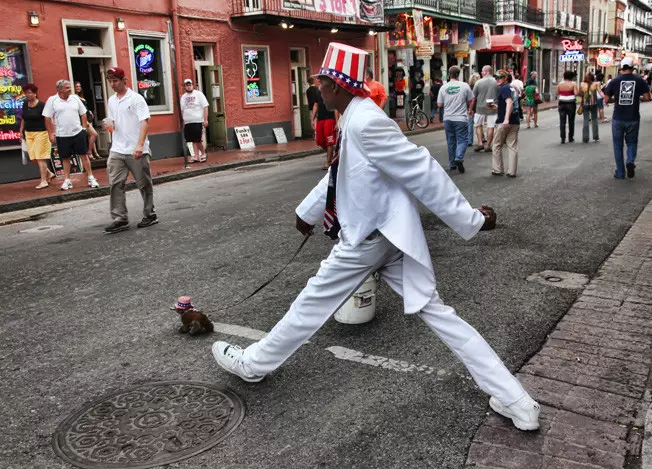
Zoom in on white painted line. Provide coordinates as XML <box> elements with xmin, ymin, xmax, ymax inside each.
<box><xmin>326</xmin><ymin>346</ymin><xmax>437</xmax><ymax>374</ymax></box>
<box><xmin>213</xmin><ymin>322</ymin><xmax>268</xmax><ymax>341</ymax></box>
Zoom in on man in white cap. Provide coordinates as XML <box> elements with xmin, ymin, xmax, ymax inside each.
<box><xmin>180</xmin><ymin>78</ymin><xmax>209</xmax><ymax>162</ymax></box>
<box><xmin>212</xmin><ymin>42</ymin><xmax>540</xmax><ymax>432</ymax></box>
<box><xmin>604</xmin><ymin>57</ymin><xmax>651</xmax><ymax>179</ymax></box>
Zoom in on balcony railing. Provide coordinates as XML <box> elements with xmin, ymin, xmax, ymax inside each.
<box><xmin>495</xmin><ymin>1</ymin><xmax>544</xmax><ymax>28</ymax></box>
<box><xmin>231</xmin><ymin>0</ymin><xmax>382</xmax><ymax>25</ymax></box>
<box><xmin>632</xmin><ymin>17</ymin><xmax>652</xmax><ymax>33</ymax></box>
<box><xmin>384</xmin><ymin>0</ymin><xmax>495</xmax><ymax>24</ymax></box>
<box><xmin>587</xmin><ymin>32</ymin><xmax>621</xmax><ymax>46</ymax></box>
<box><xmin>546</xmin><ymin>10</ymin><xmax>586</xmax><ymax>33</ymax></box>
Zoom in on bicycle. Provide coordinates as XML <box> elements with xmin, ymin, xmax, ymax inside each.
<box><xmin>406</xmin><ymin>94</ymin><xmax>429</xmax><ymax>131</ymax></box>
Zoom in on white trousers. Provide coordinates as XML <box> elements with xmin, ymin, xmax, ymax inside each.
<box><xmin>242</xmin><ymin>234</ymin><xmax>526</xmax><ymax>405</ymax></box>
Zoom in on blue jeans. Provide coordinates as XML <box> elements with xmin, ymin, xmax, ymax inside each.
<box><xmin>612</xmin><ymin>120</ymin><xmax>640</xmax><ymax>178</ymax></box>
<box><xmin>467</xmin><ymin>115</ymin><xmax>474</xmax><ymax>146</ymax></box>
<box><xmin>444</xmin><ymin>120</ymin><xmax>468</xmax><ymax>168</ymax></box>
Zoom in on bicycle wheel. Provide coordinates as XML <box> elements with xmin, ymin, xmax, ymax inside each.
<box><xmin>406</xmin><ymin>114</ymin><xmax>416</xmax><ymax>131</ymax></box>
<box><xmin>416</xmin><ymin>111</ymin><xmax>429</xmax><ymax>129</ymax></box>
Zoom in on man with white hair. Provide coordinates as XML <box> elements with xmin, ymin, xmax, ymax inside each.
<box><xmin>471</xmin><ymin>65</ymin><xmax>499</xmax><ymax>153</ymax></box>
<box><xmin>43</xmin><ymin>79</ymin><xmax>99</xmax><ymax>190</ymax></box>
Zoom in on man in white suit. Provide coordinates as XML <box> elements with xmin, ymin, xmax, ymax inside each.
<box><xmin>212</xmin><ymin>43</ymin><xmax>540</xmax><ymax>431</ymax></box>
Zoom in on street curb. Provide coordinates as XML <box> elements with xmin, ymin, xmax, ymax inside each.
<box><xmin>643</xmin><ymin>404</ymin><xmax>652</xmax><ymax>469</ymax></box>
<box><xmin>0</xmin><ymin>124</ymin><xmax>449</xmax><ymax>214</ymax></box>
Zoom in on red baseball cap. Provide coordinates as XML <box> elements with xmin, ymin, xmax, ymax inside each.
<box><xmin>107</xmin><ymin>67</ymin><xmax>126</xmax><ymax>79</ymax></box>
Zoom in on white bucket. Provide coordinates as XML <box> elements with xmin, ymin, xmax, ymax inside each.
<box><xmin>334</xmin><ymin>274</ymin><xmax>378</xmax><ymax>324</ymax></box>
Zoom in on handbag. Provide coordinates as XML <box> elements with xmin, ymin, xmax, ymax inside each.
<box><xmin>577</xmin><ymin>103</ymin><xmax>583</xmax><ymax>115</ymax></box>
<box><xmin>534</xmin><ymin>91</ymin><xmax>543</xmax><ymax>104</ymax></box>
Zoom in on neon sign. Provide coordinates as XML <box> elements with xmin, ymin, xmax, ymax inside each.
<box><xmin>561</xmin><ymin>39</ymin><xmax>584</xmax><ymax>51</ymax></box>
<box><xmin>0</xmin><ymin>43</ymin><xmax>29</xmax><ymax>148</ymax></box>
<box><xmin>597</xmin><ymin>49</ymin><xmax>614</xmax><ymax>66</ymax></box>
<box><xmin>134</xmin><ymin>44</ymin><xmax>155</xmax><ymax>74</ymax></box>
<box><xmin>560</xmin><ymin>39</ymin><xmax>585</xmax><ymax>62</ymax></box>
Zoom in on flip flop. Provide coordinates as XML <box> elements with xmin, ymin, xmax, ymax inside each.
<box><xmin>35</xmin><ymin>181</ymin><xmax>49</xmax><ymax>189</ymax></box>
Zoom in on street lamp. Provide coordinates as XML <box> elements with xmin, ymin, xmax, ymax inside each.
<box><xmin>331</xmin><ymin>27</ymin><xmax>339</xmax><ymax>33</ymax></box>
<box><xmin>116</xmin><ymin>18</ymin><xmax>126</xmax><ymax>31</ymax></box>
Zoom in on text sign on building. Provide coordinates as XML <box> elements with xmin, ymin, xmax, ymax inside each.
<box><xmin>0</xmin><ymin>42</ymin><xmax>30</xmax><ymax>150</ymax></box>
<box><xmin>559</xmin><ymin>39</ymin><xmax>584</xmax><ymax>63</ymax></box>
<box><xmin>597</xmin><ymin>49</ymin><xmax>614</xmax><ymax>67</ymax></box>
<box><xmin>282</xmin><ymin>0</ymin><xmax>384</xmax><ymax>23</ymax></box>
<box><xmin>415</xmin><ymin>42</ymin><xmax>435</xmax><ymax>58</ymax></box>
<box><xmin>234</xmin><ymin>126</ymin><xmax>255</xmax><ymax>150</ymax></box>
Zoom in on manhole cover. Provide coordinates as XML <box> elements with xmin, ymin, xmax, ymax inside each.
<box><xmin>20</xmin><ymin>224</ymin><xmax>63</xmax><ymax>233</ymax></box>
<box><xmin>234</xmin><ymin>163</ymin><xmax>279</xmax><ymax>171</ymax></box>
<box><xmin>526</xmin><ymin>270</ymin><xmax>589</xmax><ymax>289</ymax></box>
<box><xmin>52</xmin><ymin>381</ymin><xmax>245</xmax><ymax>469</ymax></box>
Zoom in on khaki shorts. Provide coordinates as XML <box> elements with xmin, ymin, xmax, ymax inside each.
<box><xmin>473</xmin><ymin>113</ymin><xmax>497</xmax><ymax>129</ymax></box>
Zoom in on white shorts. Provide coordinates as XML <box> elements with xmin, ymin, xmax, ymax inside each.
<box><xmin>474</xmin><ymin>113</ymin><xmax>497</xmax><ymax>129</ymax></box>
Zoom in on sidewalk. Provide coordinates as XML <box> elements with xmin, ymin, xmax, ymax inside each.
<box><xmin>0</xmin><ymin>100</ymin><xmax>559</xmax><ymax>214</ymax></box>
<box><xmin>465</xmin><ymin>201</ymin><xmax>652</xmax><ymax>468</ymax></box>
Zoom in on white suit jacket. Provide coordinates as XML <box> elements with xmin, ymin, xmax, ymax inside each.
<box><xmin>297</xmin><ymin>97</ymin><xmax>485</xmax><ymax>314</ymax></box>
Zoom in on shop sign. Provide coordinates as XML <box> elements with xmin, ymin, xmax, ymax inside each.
<box><xmin>244</xmin><ymin>49</ymin><xmax>261</xmax><ymax>100</ymax></box>
<box><xmin>483</xmin><ymin>23</ymin><xmax>492</xmax><ymax>50</ymax></box>
<box><xmin>559</xmin><ymin>39</ymin><xmax>584</xmax><ymax>62</ymax></box>
<box><xmin>415</xmin><ymin>41</ymin><xmax>434</xmax><ymax>58</ymax></box>
<box><xmin>455</xmin><ymin>51</ymin><xmax>469</xmax><ymax>58</ymax></box>
<box><xmin>597</xmin><ymin>49</ymin><xmax>614</xmax><ymax>67</ymax></box>
<box><xmin>134</xmin><ymin>44</ymin><xmax>155</xmax><ymax>74</ymax></box>
<box><xmin>234</xmin><ymin>126</ymin><xmax>255</xmax><ymax>150</ymax></box>
<box><xmin>0</xmin><ymin>43</ymin><xmax>30</xmax><ymax>150</ymax></box>
<box><xmin>282</xmin><ymin>0</ymin><xmax>384</xmax><ymax>23</ymax></box>
<box><xmin>413</xmin><ymin>9</ymin><xmax>425</xmax><ymax>44</ymax></box>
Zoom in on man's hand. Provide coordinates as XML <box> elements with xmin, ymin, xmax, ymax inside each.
<box><xmin>296</xmin><ymin>214</ymin><xmax>314</xmax><ymax>236</ymax></box>
<box><xmin>502</xmin><ymin>122</ymin><xmax>510</xmax><ymax>128</ymax></box>
<box><xmin>49</xmin><ymin>133</ymin><xmax>56</xmax><ymax>144</ymax></box>
<box><xmin>133</xmin><ymin>144</ymin><xmax>144</xmax><ymax>160</ymax></box>
<box><xmin>203</xmin><ymin>120</ymin><xmax>209</xmax><ymax>128</ymax></box>
<box><xmin>479</xmin><ymin>204</ymin><xmax>497</xmax><ymax>231</ymax></box>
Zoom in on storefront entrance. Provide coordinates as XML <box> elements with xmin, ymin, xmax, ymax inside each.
<box><xmin>290</xmin><ymin>48</ymin><xmax>306</xmax><ymax>138</ymax></box>
<box><xmin>71</xmin><ymin>58</ymin><xmax>109</xmax><ymax>154</ymax></box>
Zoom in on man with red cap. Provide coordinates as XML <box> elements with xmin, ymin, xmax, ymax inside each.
<box><xmin>212</xmin><ymin>43</ymin><xmax>540</xmax><ymax>432</ymax></box>
<box><xmin>103</xmin><ymin>67</ymin><xmax>157</xmax><ymax>234</ymax></box>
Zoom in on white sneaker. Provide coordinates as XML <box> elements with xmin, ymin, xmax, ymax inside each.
<box><xmin>489</xmin><ymin>394</ymin><xmax>540</xmax><ymax>431</ymax></box>
<box><xmin>88</xmin><ymin>175</ymin><xmax>99</xmax><ymax>188</ymax></box>
<box><xmin>60</xmin><ymin>179</ymin><xmax>73</xmax><ymax>191</ymax></box>
<box><xmin>211</xmin><ymin>341</ymin><xmax>265</xmax><ymax>383</ymax></box>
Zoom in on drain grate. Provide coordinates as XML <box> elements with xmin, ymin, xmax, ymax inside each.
<box><xmin>526</xmin><ymin>270</ymin><xmax>589</xmax><ymax>289</ymax></box>
<box><xmin>52</xmin><ymin>381</ymin><xmax>245</xmax><ymax>469</ymax></box>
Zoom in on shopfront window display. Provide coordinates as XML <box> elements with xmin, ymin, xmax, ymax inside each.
<box><xmin>131</xmin><ymin>36</ymin><xmax>170</xmax><ymax>112</ymax></box>
<box><xmin>243</xmin><ymin>46</ymin><xmax>272</xmax><ymax>104</ymax></box>
<box><xmin>0</xmin><ymin>42</ymin><xmax>30</xmax><ymax>150</ymax></box>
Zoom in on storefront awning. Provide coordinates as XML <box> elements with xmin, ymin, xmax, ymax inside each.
<box><xmin>480</xmin><ymin>34</ymin><xmax>525</xmax><ymax>53</ymax></box>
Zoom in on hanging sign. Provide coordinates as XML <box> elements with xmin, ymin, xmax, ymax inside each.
<box><xmin>282</xmin><ymin>0</ymin><xmax>384</xmax><ymax>23</ymax></box>
<box><xmin>482</xmin><ymin>23</ymin><xmax>492</xmax><ymax>50</ymax></box>
<box><xmin>413</xmin><ymin>9</ymin><xmax>425</xmax><ymax>44</ymax></box>
<box><xmin>234</xmin><ymin>126</ymin><xmax>255</xmax><ymax>150</ymax></box>
<box><xmin>597</xmin><ymin>49</ymin><xmax>614</xmax><ymax>67</ymax></box>
<box><xmin>415</xmin><ymin>41</ymin><xmax>435</xmax><ymax>58</ymax></box>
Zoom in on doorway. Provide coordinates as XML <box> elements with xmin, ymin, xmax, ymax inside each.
<box><xmin>290</xmin><ymin>48</ymin><xmax>306</xmax><ymax>138</ymax></box>
<box><xmin>192</xmin><ymin>44</ymin><xmax>214</xmax><ymax>151</ymax></box>
<box><xmin>71</xmin><ymin>58</ymin><xmax>109</xmax><ymax>154</ymax></box>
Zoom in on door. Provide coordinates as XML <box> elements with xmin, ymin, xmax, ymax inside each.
<box><xmin>290</xmin><ymin>48</ymin><xmax>306</xmax><ymax>138</ymax></box>
<box><xmin>202</xmin><ymin>65</ymin><xmax>227</xmax><ymax>151</ymax></box>
<box><xmin>298</xmin><ymin>66</ymin><xmax>312</xmax><ymax>138</ymax></box>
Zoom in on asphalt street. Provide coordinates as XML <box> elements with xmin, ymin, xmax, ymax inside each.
<box><xmin>1</xmin><ymin>105</ymin><xmax>652</xmax><ymax>469</ymax></box>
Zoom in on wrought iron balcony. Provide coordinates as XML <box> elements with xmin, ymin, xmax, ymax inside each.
<box><xmin>629</xmin><ymin>17</ymin><xmax>652</xmax><ymax>33</ymax></box>
<box><xmin>495</xmin><ymin>1</ymin><xmax>544</xmax><ymax>28</ymax></box>
<box><xmin>587</xmin><ymin>32</ymin><xmax>621</xmax><ymax>46</ymax></box>
<box><xmin>384</xmin><ymin>0</ymin><xmax>495</xmax><ymax>24</ymax></box>
<box><xmin>546</xmin><ymin>10</ymin><xmax>587</xmax><ymax>34</ymax></box>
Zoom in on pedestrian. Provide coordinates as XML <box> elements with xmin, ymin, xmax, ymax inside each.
<box><xmin>180</xmin><ymin>78</ymin><xmax>209</xmax><ymax>163</ymax></box>
<box><xmin>523</xmin><ymin>79</ymin><xmax>539</xmax><ymax>128</ymax></box>
<box><xmin>471</xmin><ymin>65</ymin><xmax>499</xmax><ymax>153</ymax></box>
<box><xmin>103</xmin><ymin>67</ymin><xmax>157</xmax><ymax>234</ymax></box>
<box><xmin>492</xmin><ymin>69</ymin><xmax>521</xmax><ymax>177</ymax></box>
<box><xmin>429</xmin><ymin>78</ymin><xmax>443</xmax><ymax>123</ymax></box>
<box><xmin>74</xmin><ymin>81</ymin><xmax>101</xmax><ymax>160</ymax></box>
<box><xmin>306</xmin><ymin>77</ymin><xmax>321</xmax><ymax>120</ymax></box>
<box><xmin>211</xmin><ymin>42</ymin><xmax>541</xmax><ymax>432</ymax></box>
<box><xmin>604</xmin><ymin>57</ymin><xmax>651</xmax><ymax>179</ymax></box>
<box><xmin>579</xmin><ymin>72</ymin><xmax>600</xmax><ymax>143</ymax></box>
<box><xmin>467</xmin><ymin>73</ymin><xmax>481</xmax><ymax>147</ymax></box>
<box><xmin>365</xmin><ymin>68</ymin><xmax>387</xmax><ymax>110</ymax></box>
<box><xmin>512</xmin><ymin>71</ymin><xmax>524</xmax><ymax>120</ymax></box>
<box><xmin>42</xmin><ymin>79</ymin><xmax>100</xmax><ymax>190</ymax></box>
<box><xmin>312</xmin><ymin>80</ymin><xmax>338</xmax><ymax>170</ymax></box>
<box><xmin>437</xmin><ymin>65</ymin><xmax>473</xmax><ymax>173</ymax></box>
<box><xmin>556</xmin><ymin>70</ymin><xmax>578</xmax><ymax>144</ymax></box>
<box><xmin>19</xmin><ymin>83</ymin><xmax>56</xmax><ymax>189</ymax></box>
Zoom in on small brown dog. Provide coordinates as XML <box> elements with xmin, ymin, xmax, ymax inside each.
<box><xmin>172</xmin><ymin>296</ymin><xmax>214</xmax><ymax>336</ymax></box>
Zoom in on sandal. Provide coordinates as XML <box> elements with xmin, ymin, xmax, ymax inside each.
<box><xmin>47</xmin><ymin>171</ymin><xmax>56</xmax><ymax>181</ymax></box>
<box><xmin>35</xmin><ymin>181</ymin><xmax>49</xmax><ymax>189</ymax></box>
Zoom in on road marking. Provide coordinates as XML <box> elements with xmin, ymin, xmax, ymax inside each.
<box><xmin>325</xmin><ymin>346</ymin><xmax>437</xmax><ymax>374</ymax></box>
<box><xmin>213</xmin><ymin>322</ymin><xmax>268</xmax><ymax>341</ymax></box>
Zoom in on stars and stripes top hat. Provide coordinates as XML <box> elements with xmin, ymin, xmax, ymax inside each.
<box><xmin>316</xmin><ymin>42</ymin><xmax>371</xmax><ymax>98</ymax></box>
<box><xmin>175</xmin><ymin>296</ymin><xmax>194</xmax><ymax>310</ymax></box>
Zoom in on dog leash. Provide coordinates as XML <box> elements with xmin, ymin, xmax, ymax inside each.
<box><xmin>217</xmin><ymin>233</ymin><xmax>312</xmax><ymax>312</ymax></box>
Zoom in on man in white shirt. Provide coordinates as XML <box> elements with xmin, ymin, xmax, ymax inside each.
<box><xmin>511</xmin><ymin>71</ymin><xmax>524</xmax><ymax>120</ymax></box>
<box><xmin>43</xmin><ymin>80</ymin><xmax>99</xmax><ymax>190</ymax></box>
<box><xmin>104</xmin><ymin>67</ymin><xmax>157</xmax><ymax>234</ymax></box>
<box><xmin>180</xmin><ymin>79</ymin><xmax>209</xmax><ymax>162</ymax></box>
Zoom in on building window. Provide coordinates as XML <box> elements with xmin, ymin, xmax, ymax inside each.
<box><xmin>129</xmin><ymin>32</ymin><xmax>172</xmax><ymax>113</ymax></box>
<box><xmin>243</xmin><ymin>46</ymin><xmax>272</xmax><ymax>104</ymax></box>
<box><xmin>0</xmin><ymin>41</ymin><xmax>31</xmax><ymax>150</ymax></box>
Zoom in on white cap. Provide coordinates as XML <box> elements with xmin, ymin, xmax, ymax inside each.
<box><xmin>621</xmin><ymin>57</ymin><xmax>635</xmax><ymax>69</ymax></box>
<box><xmin>183</xmin><ymin>78</ymin><xmax>193</xmax><ymax>84</ymax></box>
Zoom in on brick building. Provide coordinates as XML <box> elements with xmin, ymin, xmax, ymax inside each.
<box><xmin>1</xmin><ymin>0</ymin><xmax>383</xmax><ymax>183</ymax></box>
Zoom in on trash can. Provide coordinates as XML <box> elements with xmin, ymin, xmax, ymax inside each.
<box><xmin>334</xmin><ymin>274</ymin><xmax>379</xmax><ymax>324</ymax></box>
